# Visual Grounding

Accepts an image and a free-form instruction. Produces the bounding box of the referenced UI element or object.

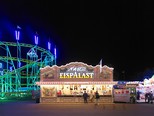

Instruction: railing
[0,91,32,100]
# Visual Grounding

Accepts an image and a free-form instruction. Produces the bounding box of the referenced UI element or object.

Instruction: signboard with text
[59,65,94,79]
[40,62,113,82]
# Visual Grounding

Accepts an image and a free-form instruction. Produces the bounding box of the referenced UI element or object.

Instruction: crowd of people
[83,90,153,105]
[82,91,100,105]
[145,91,153,104]
[137,90,153,104]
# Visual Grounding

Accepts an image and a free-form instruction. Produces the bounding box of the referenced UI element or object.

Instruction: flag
[100,59,102,73]
[17,25,21,29]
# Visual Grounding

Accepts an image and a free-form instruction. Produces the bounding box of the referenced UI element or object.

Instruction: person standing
[145,92,149,103]
[137,90,140,100]
[149,91,153,104]
[83,91,88,103]
[95,91,100,105]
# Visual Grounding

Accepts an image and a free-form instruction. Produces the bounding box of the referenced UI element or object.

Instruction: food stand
[36,62,117,103]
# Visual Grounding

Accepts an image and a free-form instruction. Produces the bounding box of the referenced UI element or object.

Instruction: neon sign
[59,66,94,79]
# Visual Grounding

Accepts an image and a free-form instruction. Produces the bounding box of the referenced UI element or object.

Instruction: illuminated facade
[36,62,117,103]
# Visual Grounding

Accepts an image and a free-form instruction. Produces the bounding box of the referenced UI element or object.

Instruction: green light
[0,97,7,100]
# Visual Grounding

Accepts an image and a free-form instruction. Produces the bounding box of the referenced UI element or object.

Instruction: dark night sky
[0,0,154,81]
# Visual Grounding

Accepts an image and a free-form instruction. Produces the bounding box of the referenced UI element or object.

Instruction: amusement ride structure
[0,28,56,99]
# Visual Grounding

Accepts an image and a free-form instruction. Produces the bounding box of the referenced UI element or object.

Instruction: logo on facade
[59,66,94,79]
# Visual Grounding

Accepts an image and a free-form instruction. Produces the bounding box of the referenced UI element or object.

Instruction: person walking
[89,91,94,102]
[83,91,88,103]
[95,91,100,105]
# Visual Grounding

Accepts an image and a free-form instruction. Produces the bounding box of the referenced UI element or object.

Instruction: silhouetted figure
[95,91,100,105]
[149,91,153,104]
[145,93,150,103]
[83,91,88,103]
[137,91,140,100]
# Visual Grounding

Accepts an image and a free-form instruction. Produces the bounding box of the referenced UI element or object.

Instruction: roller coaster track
[0,41,55,93]
[0,41,53,56]
[0,56,42,77]
[0,56,34,64]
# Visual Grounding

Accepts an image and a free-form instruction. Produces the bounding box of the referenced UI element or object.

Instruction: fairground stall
[36,62,117,103]
[136,75,154,103]
[112,77,154,104]
[112,81,142,103]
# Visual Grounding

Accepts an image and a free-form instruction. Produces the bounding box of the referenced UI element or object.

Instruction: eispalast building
[36,62,117,103]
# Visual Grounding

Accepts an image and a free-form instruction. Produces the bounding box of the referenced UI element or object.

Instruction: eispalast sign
[59,66,94,79]
[40,62,114,82]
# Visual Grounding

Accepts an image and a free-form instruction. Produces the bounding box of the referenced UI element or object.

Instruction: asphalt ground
[0,100,154,116]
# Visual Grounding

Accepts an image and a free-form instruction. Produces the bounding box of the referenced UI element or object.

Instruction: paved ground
[0,100,154,116]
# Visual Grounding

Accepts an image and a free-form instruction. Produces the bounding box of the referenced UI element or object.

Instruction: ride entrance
[0,41,56,99]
